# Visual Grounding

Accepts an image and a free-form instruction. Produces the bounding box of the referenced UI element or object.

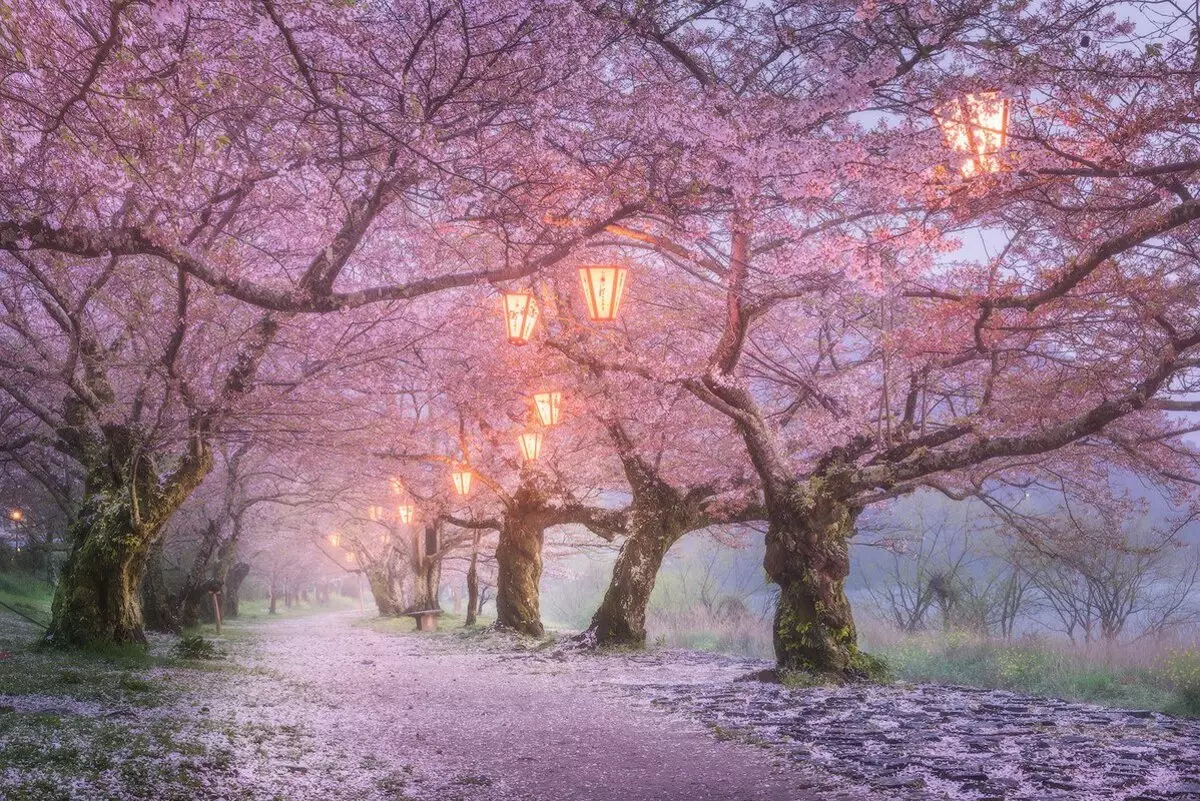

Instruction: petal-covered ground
[3,610,1199,800]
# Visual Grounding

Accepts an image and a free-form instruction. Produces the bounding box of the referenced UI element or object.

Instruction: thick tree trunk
[141,539,181,634]
[46,489,169,647]
[268,583,278,614]
[407,524,442,611]
[495,514,544,636]
[365,567,405,617]
[224,562,250,618]
[765,489,873,678]
[465,537,479,627]
[583,518,682,647]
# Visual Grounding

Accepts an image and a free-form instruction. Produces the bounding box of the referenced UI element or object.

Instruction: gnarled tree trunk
[495,513,544,636]
[365,566,405,616]
[765,484,870,678]
[585,520,680,647]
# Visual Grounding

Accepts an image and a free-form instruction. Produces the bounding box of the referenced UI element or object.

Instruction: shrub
[1164,648,1200,717]
[173,635,218,660]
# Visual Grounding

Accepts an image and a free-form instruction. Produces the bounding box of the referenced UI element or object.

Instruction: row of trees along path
[0,0,1199,680]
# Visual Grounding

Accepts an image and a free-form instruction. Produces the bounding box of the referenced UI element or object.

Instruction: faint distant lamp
[389,477,403,496]
[397,504,415,524]
[367,505,385,522]
[451,466,473,496]
[329,531,343,548]
[502,291,539,345]
[532,391,562,427]
[8,509,22,524]
[578,264,628,322]
[935,92,1010,177]
[517,430,544,462]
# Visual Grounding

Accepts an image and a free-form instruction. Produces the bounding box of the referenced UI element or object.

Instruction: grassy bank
[863,628,1200,717]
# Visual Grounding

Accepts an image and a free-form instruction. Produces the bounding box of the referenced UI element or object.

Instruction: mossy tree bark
[45,428,212,647]
[763,482,866,677]
[581,422,728,648]
[492,468,626,637]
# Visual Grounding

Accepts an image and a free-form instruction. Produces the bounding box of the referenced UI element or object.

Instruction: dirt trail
[214,611,816,801]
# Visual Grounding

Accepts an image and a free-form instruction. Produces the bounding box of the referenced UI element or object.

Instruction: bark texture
[495,510,545,636]
[764,485,864,677]
[46,434,210,646]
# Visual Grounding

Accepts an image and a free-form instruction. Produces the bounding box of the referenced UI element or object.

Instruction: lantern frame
[578,264,628,322]
[329,531,343,548]
[451,466,473,496]
[532,391,562,427]
[935,92,1010,177]
[517,430,544,462]
[397,504,415,524]
[502,291,540,345]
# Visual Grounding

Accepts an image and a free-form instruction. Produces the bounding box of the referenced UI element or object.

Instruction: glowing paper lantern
[502,291,539,345]
[389,477,403,495]
[8,509,22,523]
[936,92,1010,177]
[518,430,544,461]
[398,504,415,524]
[452,466,473,496]
[329,531,343,548]
[578,265,628,322]
[367,505,384,522]
[533,391,562,426]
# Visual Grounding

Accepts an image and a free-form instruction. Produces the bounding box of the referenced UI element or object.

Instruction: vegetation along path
[4,607,1200,800]
[1,609,810,801]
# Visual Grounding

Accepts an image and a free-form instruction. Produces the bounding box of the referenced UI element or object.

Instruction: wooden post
[210,591,223,635]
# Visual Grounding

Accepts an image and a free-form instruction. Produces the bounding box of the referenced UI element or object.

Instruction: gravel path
[210,611,814,800]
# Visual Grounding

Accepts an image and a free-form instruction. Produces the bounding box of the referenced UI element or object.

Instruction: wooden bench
[406,609,441,632]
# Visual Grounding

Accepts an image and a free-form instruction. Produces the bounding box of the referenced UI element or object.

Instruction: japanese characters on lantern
[502,291,539,345]
[532,391,562,426]
[518,430,543,461]
[936,91,1010,177]
[578,265,628,322]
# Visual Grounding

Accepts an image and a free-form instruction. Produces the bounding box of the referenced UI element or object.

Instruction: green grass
[873,633,1200,717]
[0,705,234,801]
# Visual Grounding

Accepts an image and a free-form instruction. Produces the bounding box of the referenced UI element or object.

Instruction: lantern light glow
[502,291,540,345]
[578,264,628,322]
[367,505,384,522]
[533,391,562,426]
[398,504,415,524]
[518,430,544,462]
[936,92,1010,177]
[452,466,473,496]
[329,531,343,548]
[8,509,22,523]
[389,477,403,495]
